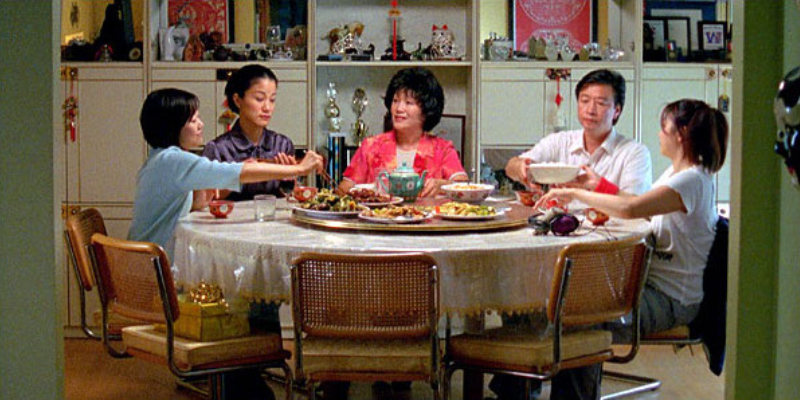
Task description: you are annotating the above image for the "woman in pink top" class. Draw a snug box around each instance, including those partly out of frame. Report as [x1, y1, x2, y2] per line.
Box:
[338, 67, 467, 197]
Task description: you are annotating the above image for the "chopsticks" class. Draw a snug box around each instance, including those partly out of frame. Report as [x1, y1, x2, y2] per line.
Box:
[256, 154, 334, 188]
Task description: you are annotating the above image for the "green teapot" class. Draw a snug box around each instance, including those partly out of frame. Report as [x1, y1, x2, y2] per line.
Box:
[378, 162, 427, 202]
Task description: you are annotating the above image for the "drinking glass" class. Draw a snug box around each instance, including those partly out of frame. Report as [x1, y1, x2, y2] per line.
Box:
[254, 194, 276, 221]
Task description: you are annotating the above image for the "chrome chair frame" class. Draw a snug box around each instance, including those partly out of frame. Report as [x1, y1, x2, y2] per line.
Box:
[89, 234, 293, 400]
[443, 238, 653, 400]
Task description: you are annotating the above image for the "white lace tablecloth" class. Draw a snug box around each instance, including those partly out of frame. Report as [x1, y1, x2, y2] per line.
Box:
[173, 201, 650, 316]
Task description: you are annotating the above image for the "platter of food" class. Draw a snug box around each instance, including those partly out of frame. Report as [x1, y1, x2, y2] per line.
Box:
[349, 187, 404, 207]
[358, 205, 433, 224]
[434, 202, 505, 221]
[290, 198, 533, 232]
[292, 189, 365, 219]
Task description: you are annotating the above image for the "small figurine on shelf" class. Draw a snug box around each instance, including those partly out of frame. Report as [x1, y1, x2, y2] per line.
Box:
[321, 22, 364, 58]
[96, 44, 113, 62]
[285, 25, 307, 60]
[182, 34, 204, 62]
[425, 24, 460, 60]
[351, 87, 369, 145]
[381, 39, 411, 61]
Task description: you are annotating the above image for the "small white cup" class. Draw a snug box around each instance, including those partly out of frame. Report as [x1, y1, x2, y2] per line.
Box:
[254, 194, 276, 221]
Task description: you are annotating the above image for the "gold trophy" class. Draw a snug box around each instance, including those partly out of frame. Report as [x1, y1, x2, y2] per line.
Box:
[351, 87, 369, 145]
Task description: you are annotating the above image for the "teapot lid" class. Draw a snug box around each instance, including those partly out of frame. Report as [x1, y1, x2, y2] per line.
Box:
[392, 162, 417, 175]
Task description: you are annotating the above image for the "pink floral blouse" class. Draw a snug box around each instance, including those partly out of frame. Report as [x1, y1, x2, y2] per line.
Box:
[343, 131, 467, 184]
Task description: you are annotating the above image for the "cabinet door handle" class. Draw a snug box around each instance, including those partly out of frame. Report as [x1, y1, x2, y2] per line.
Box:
[707, 69, 717, 79]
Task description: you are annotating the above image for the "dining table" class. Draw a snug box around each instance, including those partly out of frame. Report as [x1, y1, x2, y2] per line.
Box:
[173, 199, 650, 316]
[172, 198, 650, 399]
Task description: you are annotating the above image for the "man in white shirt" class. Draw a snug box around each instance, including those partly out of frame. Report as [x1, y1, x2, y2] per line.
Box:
[494, 69, 653, 400]
[505, 69, 652, 197]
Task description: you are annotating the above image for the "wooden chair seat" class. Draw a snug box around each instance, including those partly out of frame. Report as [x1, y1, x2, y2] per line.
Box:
[448, 328, 613, 374]
[641, 325, 691, 341]
[122, 325, 288, 370]
[90, 234, 293, 399]
[291, 252, 441, 399]
[301, 337, 432, 377]
[443, 237, 652, 399]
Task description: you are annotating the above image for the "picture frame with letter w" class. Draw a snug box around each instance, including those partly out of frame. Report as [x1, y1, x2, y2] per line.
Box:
[698, 21, 727, 60]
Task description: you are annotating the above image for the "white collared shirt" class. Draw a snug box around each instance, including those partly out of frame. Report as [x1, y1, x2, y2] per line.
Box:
[518, 128, 652, 194]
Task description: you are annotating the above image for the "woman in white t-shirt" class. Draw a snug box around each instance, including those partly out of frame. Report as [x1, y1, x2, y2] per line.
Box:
[537, 98, 728, 335]
[532, 99, 727, 399]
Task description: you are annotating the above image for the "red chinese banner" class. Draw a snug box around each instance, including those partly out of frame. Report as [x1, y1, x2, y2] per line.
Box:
[515, 0, 592, 52]
[169, 0, 228, 42]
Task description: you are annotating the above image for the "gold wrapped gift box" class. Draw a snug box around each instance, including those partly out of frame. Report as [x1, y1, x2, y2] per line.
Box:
[157, 294, 251, 342]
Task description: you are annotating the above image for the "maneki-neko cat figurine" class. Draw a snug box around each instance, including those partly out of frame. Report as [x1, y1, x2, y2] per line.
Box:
[426, 24, 460, 60]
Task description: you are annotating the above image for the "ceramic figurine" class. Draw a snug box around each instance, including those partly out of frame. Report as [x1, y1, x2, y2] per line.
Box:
[182, 34, 204, 62]
[323, 22, 364, 55]
[426, 24, 459, 60]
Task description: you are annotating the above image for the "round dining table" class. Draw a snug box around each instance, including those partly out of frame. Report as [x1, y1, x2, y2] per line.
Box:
[172, 199, 651, 317]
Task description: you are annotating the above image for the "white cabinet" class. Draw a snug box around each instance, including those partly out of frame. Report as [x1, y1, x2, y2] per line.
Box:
[149, 64, 309, 146]
[640, 64, 732, 203]
[479, 66, 546, 146]
[60, 65, 147, 204]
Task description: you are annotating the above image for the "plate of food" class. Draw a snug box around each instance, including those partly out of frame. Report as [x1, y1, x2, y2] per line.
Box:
[348, 187, 404, 207]
[358, 205, 433, 224]
[292, 189, 365, 219]
[440, 183, 495, 203]
[434, 201, 505, 220]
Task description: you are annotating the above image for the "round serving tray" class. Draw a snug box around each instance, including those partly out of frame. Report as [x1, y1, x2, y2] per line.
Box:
[290, 199, 536, 233]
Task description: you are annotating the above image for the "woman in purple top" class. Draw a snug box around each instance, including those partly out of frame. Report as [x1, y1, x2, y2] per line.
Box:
[203, 64, 296, 201]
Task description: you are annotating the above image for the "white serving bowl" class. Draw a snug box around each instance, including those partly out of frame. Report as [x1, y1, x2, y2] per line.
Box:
[527, 163, 581, 184]
[440, 183, 495, 203]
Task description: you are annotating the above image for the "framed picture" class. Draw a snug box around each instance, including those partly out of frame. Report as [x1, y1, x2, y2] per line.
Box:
[644, 17, 668, 50]
[647, 0, 718, 52]
[168, 0, 229, 42]
[698, 21, 727, 51]
[435, 114, 466, 163]
[513, 0, 593, 52]
[664, 17, 691, 59]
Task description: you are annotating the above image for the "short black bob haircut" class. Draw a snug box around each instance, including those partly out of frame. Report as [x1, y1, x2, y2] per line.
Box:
[575, 69, 626, 124]
[225, 64, 279, 114]
[383, 67, 445, 132]
[140, 88, 200, 149]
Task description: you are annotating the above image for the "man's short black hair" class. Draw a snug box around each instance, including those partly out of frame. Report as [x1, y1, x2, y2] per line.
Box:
[383, 67, 445, 132]
[575, 69, 626, 123]
[140, 88, 199, 149]
[225, 64, 279, 114]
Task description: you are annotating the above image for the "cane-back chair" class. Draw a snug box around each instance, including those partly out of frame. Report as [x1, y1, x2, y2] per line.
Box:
[602, 216, 729, 399]
[443, 237, 652, 399]
[291, 252, 441, 399]
[64, 208, 141, 339]
[90, 233, 293, 400]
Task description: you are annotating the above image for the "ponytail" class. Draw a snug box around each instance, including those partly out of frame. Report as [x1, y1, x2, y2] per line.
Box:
[661, 99, 729, 173]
